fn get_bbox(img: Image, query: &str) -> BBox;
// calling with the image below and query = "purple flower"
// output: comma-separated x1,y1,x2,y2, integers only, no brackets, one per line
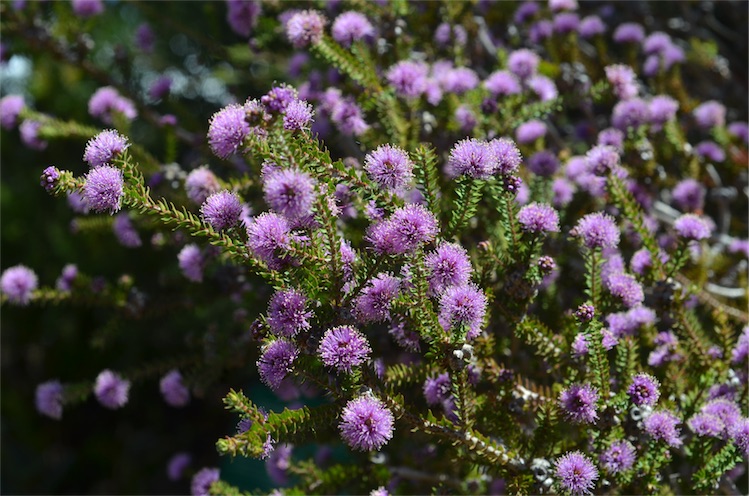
318,325,371,373
447,138,496,179
94,370,130,409
263,168,316,221
648,95,679,128
329,97,369,136
178,244,205,282
261,84,298,113
167,452,191,481
642,32,671,55
693,101,726,129
201,191,243,231
673,214,712,241
701,398,742,435
160,369,190,407
517,202,560,234
732,327,749,364
695,140,725,162
554,451,598,495
425,243,473,295
529,20,553,43
507,49,540,81
364,144,414,192
83,130,129,169
258,340,298,390
688,413,725,437
578,15,606,38
226,0,261,37
572,213,620,250
56,264,78,292
207,104,251,159
438,284,487,340
434,22,467,47
88,87,137,124
369,204,438,255
597,128,624,151
516,119,546,144
671,179,705,212
441,67,479,95
483,70,522,97
613,22,645,43
354,273,400,323
339,394,395,451
1,265,38,305
20,120,47,150
282,99,314,131
729,418,749,457
83,165,124,214
423,372,453,409
148,75,172,101
72,0,104,17
489,138,523,175
628,373,660,406
332,11,374,47
552,178,575,207
527,75,558,102
455,106,476,133
553,12,580,34
559,383,599,424
605,64,638,100
285,10,326,48
611,98,649,130
0,95,24,129
113,213,142,248
246,212,292,269
134,23,155,52
35,380,64,419
728,121,749,143
266,443,292,485
185,167,221,205
605,272,643,308
549,0,578,11
527,150,560,177
191,467,220,496
267,289,312,338
599,440,635,474
643,410,682,447
386,61,429,99
514,1,540,23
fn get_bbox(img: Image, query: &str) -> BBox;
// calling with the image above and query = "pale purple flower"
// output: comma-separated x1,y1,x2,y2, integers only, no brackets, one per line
364,144,414,192
483,70,522,97
246,212,292,269
438,284,487,340
559,383,599,424
701,398,742,435
0,95,24,129
673,214,711,241
642,32,672,55
554,451,598,495
553,12,580,34
387,61,429,99
643,410,682,447
423,373,452,406
514,1,540,23
207,104,251,159
611,98,649,130
226,0,261,37
94,370,130,409
263,168,316,221
178,244,205,282
605,64,638,100
355,273,400,323
490,137,523,175
285,10,326,48
529,20,553,43
201,191,243,231
191,467,220,496
728,121,749,143
648,95,679,128
455,106,476,132
693,100,726,129
72,0,103,18
597,128,624,151
368,204,438,255
67,192,89,214
630,248,653,275
441,67,479,94
518,202,560,233
613,23,644,44
282,99,314,131
695,140,725,162
35,380,64,419
425,243,473,295
83,166,123,214
599,440,635,474
19,120,47,150
258,340,298,390
160,369,190,407
332,11,374,47
729,418,749,457
267,289,312,338
527,150,559,177
1,265,37,305
688,413,725,438
552,178,575,207
185,167,221,205
549,0,578,12
88,87,137,124
266,443,292,485
572,212,620,249
261,84,298,113
56,264,78,292
134,23,155,52
578,15,606,38
329,97,369,136
628,373,660,407
732,327,749,364
605,272,643,308
113,213,142,248
434,22,467,47
339,395,395,451
167,452,191,481
671,179,705,212
527,75,558,101
516,119,546,144
447,138,495,179
318,325,371,373
148,75,172,101
84,130,129,169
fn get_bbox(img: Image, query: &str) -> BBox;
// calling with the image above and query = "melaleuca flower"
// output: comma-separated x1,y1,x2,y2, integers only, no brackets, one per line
515,120,546,144
613,22,645,44
513,1,539,23
185,166,221,205
201,191,243,231
695,140,726,162
0,94,24,129
423,373,452,406
388,319,420,352
225,0,261,37
732,327,749,364
599,440,635,474
83,165,124,214
447,138,495,179
425,243,473,295
517,202,560,234
282,99,314,131
35,380,64,420
507,48,540,80
628,373,660,406
318,326,371,373
94,370,130,409
329,97,369,136
1,265,38,305
160,369,190,407
630,248,653,275
643,410,682,447
112,213,142,248
167,452,191,481
527,150,559,177
597,128,624,151
262,84,298,114
370,487,389,496
549,0,578,12
648,95,679,128
729,418,749,457
71,0,103,17
728,121,749,143
134,23,155,53
266,443,292,485
331,11,374,47
441,67,479,95
529,19,554,43
571,213,620,250
56,264,78,292
190,467,219,496
578,15,606,38
605,64,638,100
688,413,724,437
285,10,326,48
455,106,476,133
364,144,414,192
20,120,47,150
607,306,656,337
552,178,575,207
246,212,292,269
266,289,312,338
558,383,599,424
178,244,205,282
438,284,487,340
489,137,522,175
207,104,251,159
386,60,429,99
148,75,172,101
257,340,298,390
434,22,467,47
693,100,726,129
585,145,620,176
673,214,712,241
339,394,395,451
700,398,742,435
554,451,598,495
605,273,644,308
367,204,438,256
263,168,317,221
83,130,129,168
88,86,137,124
671,179,705,212
611,98,649,130
553,12,579,33
354,273,400,323
483,70,521,97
